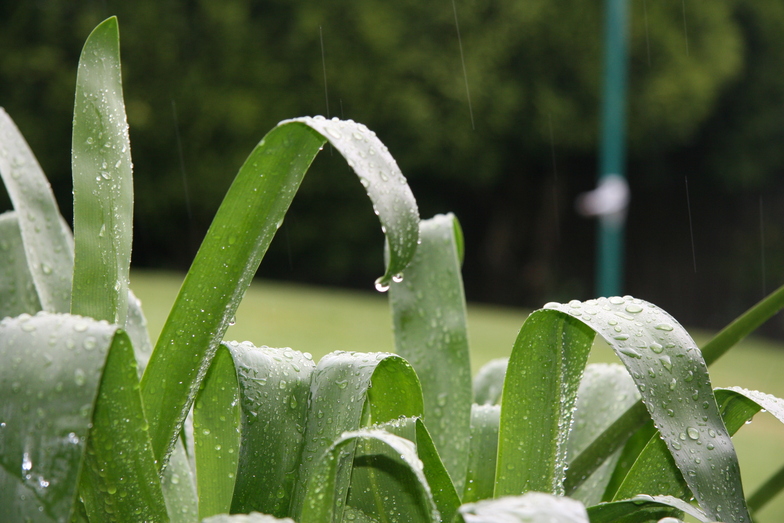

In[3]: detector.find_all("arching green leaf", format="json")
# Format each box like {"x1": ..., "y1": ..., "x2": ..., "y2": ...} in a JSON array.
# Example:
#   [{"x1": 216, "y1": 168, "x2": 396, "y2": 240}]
[
  {"x1": 463, "y1": 404, "x2": 500, "y2": 504},
  {"x1": 538, "y1": 297, "x2": 749, "y2": 522},
  {"x1": 141, "y1": 116, "x2": 419, "y2": 469},
  {"x1": 457, "y1": 492, "x2": 589, "y2": 523},
  {"x1": 0, "y1": 212, "x2": 41, "y2": 317}
]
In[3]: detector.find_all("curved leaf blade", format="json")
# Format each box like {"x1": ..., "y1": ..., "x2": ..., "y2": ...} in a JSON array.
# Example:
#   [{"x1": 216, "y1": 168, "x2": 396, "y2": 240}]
[
  {"x1": 287, "y1": 116, "x2": 419, "y2": 288},
  {"x1": 495, "y1": 309, "x2": 594, "y2": 496},
  {"x1": 291, "y1": 351, "x2": 423, "y2": 519},
  {"x1": 0, "y1": 110, "x2": 72, "y2": 312},
  {"x1": 540, "y1": 297, "x2": 749, "y2": 522},
  {"x1": 299, "y1": 429, "x2": 439, "y2": 523},
  {"x1": 224, "y1": 343, "x2": 315, "y2": 518},
  {"x1": 70, "y1": 16, "x2": 133, "y2": 326},
  {"x1": 201, "y1": 514, "x2": 295, "y2": 523},
  {"x1": 389, "y1": 213, "x2": 471, "y2": 491},
  {"x1": 141, "y1": 117, "x2": 419, "y2": 468},
  {"x1": 472, "y1": 358, "x2": 507, "y2": 406},
  {"x1": 587, "y1": 494, "x2": 709, "y2": 523},
  {"x1": 0, "y1": 313, "x2": 114, "y2": 521}
]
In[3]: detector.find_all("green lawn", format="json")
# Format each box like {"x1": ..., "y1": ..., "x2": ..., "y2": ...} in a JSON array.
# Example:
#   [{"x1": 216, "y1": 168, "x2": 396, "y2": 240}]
[{"x1": 130, "y1": 270, "x2": 784, "y2": 521}]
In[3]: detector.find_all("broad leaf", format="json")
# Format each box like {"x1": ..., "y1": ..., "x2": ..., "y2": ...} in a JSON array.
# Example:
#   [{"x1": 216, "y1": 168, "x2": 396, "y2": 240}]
[
  {"x1": 77, "y1": 330, "x2": 168, "y2": 523},
  {"x1": 0, "y1": 212, "x2": 40, "y2": 317},
  {"x1": 291, "y1": 351, "x2": 423, "y2": 519},
  {"x1": 472, "y1": 358, "x2": 507, "y2": 406},
  {"x1": 141, "y1": 117, "x2": 419, "y2": 468},
  {"x1": 0, "y1": 110, "x2": 73, "y2": 313},
  {"x1": 495, "y1": 309, "x2": 593, "y2": 496},
  {"x1": 389, "y1": 213, "x2": 471, "y2": 491},
  {"x1": 215, "y1": 343, "x2": 314, "y2": 519},
  {"x1": 0, "y1": 313, "x2": 161, "y2": 522},
  {"x1": 538, "y1": 297, "x2": 749, "y2": 522},
  {"x1": 299, "y1": 430, "x2": 439, "y2": 523},
  {"x1": 70, "y1": 16, "x2": 134, "y2": 326}
]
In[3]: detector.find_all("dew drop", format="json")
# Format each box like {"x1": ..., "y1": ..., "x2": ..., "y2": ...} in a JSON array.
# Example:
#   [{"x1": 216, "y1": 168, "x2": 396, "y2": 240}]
[
  {"x1": 649, "y1": 342, "x2": 664, "y2": 354},
  {"x1": 655, "y1": 323, "x2": 674, "y2": 332},
  {"x1": 687, "y1": 427, "x2": 700, "y2": 440},
  {"x1": 625, "y1": 303, "x2": 643, "y2": 313},
  {"x1": 374, "y1": 277, "x2": 390, "y2": 293}
]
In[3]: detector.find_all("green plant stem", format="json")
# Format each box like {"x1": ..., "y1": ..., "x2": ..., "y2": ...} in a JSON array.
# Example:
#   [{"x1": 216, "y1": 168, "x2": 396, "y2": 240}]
[{"x1": 566, "y1": 283, "x2": 784, "y2": 494}]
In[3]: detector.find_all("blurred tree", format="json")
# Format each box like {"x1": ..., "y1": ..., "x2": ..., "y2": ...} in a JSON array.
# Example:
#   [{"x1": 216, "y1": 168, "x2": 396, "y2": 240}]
[{"x1": 1, "y1": 0, "x2": 782, "y2": 330}]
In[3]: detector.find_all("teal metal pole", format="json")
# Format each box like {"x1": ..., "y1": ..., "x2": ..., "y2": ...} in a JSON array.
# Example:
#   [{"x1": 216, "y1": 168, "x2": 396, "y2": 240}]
[{"x1": 596, "y1": 0, "x2": 630, "y2": 297}]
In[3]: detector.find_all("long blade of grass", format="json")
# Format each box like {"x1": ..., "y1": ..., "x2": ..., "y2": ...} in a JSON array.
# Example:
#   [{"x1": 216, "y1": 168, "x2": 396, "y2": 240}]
[
  {"x1": 193, "y1": 345, "x2": 241, "y2": 519},
  {"x1": 456, "y1": 492, "x2": 590, "y2": 523},
  {"x1": 463, "y1": 404, "x2": 500, "y2": 503},
  {"x1": 299, "y1": 429, "x2": 439, "y2": 523},
  {"x1": 141, "y1": 117, "x2": 419, "y2": 468},
  {"x1": 0, "y1": 109, "x2": 73, "y2": 312},
  {"x1": 291, "y1": 352, "x2": 423, "y2": 519},
  {"x1": 540, "y1": 297, "x2": 749, "y2": 522},
  {"x1": 0, "y1": 212, "x2": 41, "y2": 316},
  {"x1": 389, "y1": 213, "x2": 471, "y2": 492},
  {"x1": 0, "y1": 313, "x2": 131, "y2": 522},
  {"x1": 70, "y1": 16, "x2": 133, "y2": 326},
  {"x1": 567, "y1": 283, "x2": 784, "y2": 492},
  {"x1": 77, "y1": 330, "x2": 169, "y2": 523},
  {"x1": 219, "y1": 343, "x2": 314, "y2": 518},
  {"x1": 587, "y1": 494, "x2": 710, "y2": 523},
  {"x1": 568, "y1": 364, "x2": 639, "y2": 507},
  {"x1": 495, "y1": 309, "x2": 594, "y2": 496}
]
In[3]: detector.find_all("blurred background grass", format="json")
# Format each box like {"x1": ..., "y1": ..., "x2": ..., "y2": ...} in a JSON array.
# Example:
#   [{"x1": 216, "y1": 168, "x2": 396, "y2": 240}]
[{"x1": 132, "y1": 269, "x2": 784, "y2": 521}]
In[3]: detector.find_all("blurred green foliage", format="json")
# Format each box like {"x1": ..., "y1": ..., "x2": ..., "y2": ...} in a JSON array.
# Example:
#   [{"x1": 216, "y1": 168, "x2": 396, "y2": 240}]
[{"x1": 1, "y1": 0, "x2": 783, "y2": 329}]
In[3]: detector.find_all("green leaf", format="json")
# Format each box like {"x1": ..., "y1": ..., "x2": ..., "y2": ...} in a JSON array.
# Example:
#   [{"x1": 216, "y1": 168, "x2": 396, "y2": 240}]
[
  {"x1": 587, "y1": 494, "x2": 710, "y2": 523},
  {"x1": 0, "y1": 313, "x2": 114, "y2": 521},
  {"x1": 456, "y1": 492, "x2": 589, "y2": 523},
  {"x1": 495, "y1": 309, "x2": 594, "y2": 496},
  {"x1": 568, "y1": 364, "x2": 639, "y2": 507},
  {"x1": 224, "y1": 343, "x2": 315, "y2": 518},
  {"x1": 201, "y1": 514, "x2": 295, "y2": 523},
  {"x1": 77, "y1": 330, "x2": 169, "y2": 523},
  {"x1": 714, "y1": 387, "x2": 784, "y2": 514},
  {"x1": 539, "y1": 297, "x2": 749, "y2": 522},
  {"x1": 0, "y1": 109, "x2": 73, "y2": 313},
  {"x1": 299, "y1": 429, "x2": 439, "y2": 523},
  {"x1": 194, "y1": 345, "x2": 241, "y2": 519},
  {"x1": 376, "y1": 417, "x2": 462, "y2": 523},
  {"x1": 389, "y1": 213, "x2": 471, "y2": 491},
  {"x1": 141, "y1": 116, "x2": 419, "y2": 469},
  {"x1": 70, "y1": 16, "x2": 133, "y2": 326},
  {"x1": 125, "y1": 288, "x2": 154, "y2": 375},
  {"x1": 463, "y1": 404, "x2": 500, "y2": 504},
  {"x1": 609, "y1": 386, "x2": 765, "y2": 514},
  {"x1": 291, "y1": 351, "x2": 423, "y2": 519},
  {"x1": 568, "y1": 283, "x2": 784, "y2": 492},
  {"x1": 162, "y1": 437, "x2": 199, "y2": 523},
  {"x1": 0, "y1": 212, "x2": 41, "y2": 317},
  {"x1": 472, "y1": 358, "x2": 507, "y2": 406}
]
